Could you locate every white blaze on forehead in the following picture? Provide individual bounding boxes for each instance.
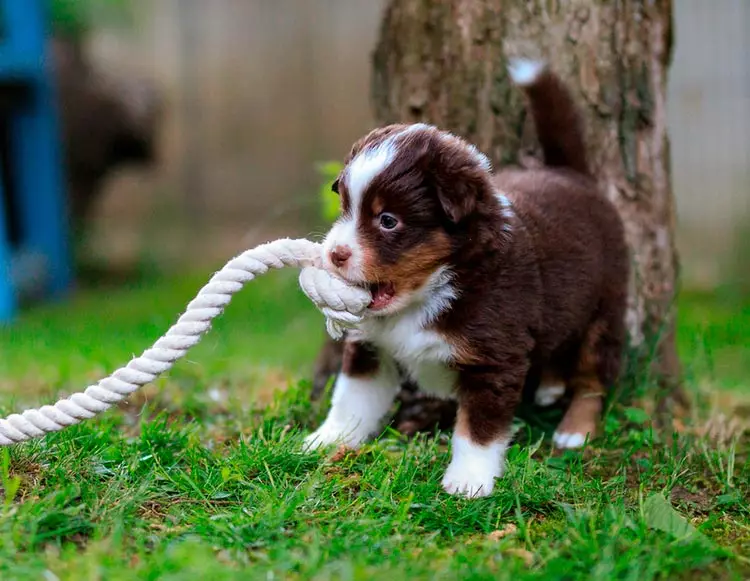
[325,126,418,282]
[344,123,428,202]
[345,139,397,209]
[345,122,492,206]
[323,135,401,282]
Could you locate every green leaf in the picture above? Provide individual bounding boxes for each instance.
[716,492,740,507]
[1,449,21,508]
[316,160,344,223]
[643,493,698,540]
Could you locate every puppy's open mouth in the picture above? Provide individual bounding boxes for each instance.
[366,282,396,311]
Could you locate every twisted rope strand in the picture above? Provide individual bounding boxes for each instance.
[0,238,371,446]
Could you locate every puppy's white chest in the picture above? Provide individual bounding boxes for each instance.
[407,359,457,399]
[360,311,457,399]
[362,308,451,360]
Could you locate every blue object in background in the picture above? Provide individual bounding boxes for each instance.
[0,0,72,323]
[0,174,12,321]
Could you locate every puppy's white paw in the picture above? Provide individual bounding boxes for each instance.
[553,431,587,449]
[441,463,499,498]
[443,432,507,498]
[303,422,367,452]
[440,434,506,498]
[534,384,565,407]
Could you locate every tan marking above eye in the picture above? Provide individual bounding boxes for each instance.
[372,197,385,216]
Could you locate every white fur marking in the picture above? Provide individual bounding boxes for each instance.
[507,58,545,86]
[351,268,458,399]
[404,123,491,173]
[345,123,430,204]
[535,384,565,407]
[398,122,431,138]
[441,434,508,497]
[470,146,492,172]
[326,126,427,282]
[323,217,365,281]
[324,139,398,281]
[411,361,457,400]
[357,268,456,364]
[495,192,515,233]
[346,142,396,208]
[553,431,587,450]
[304,358,399,451]
[439,129,493,172]
[496,193,512,209]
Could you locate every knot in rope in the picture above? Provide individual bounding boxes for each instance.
[0,238,370,446]
[298,264,371,339]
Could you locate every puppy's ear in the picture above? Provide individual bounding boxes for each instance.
[435,178,479,223]
[432,141,493,224]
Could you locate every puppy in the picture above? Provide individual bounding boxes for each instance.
[304,59,628,497]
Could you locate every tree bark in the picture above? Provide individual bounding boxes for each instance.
[313,0,686,432]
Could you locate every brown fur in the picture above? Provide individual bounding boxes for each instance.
[520,67,589,176]
[341,340,379,377]
[362,232,452,296]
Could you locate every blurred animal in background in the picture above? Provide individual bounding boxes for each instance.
[51,36,162,239]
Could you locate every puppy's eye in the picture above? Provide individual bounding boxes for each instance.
[379,213,399,230]
[331,178,340,194]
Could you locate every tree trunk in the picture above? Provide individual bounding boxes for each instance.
[313,0,686,432]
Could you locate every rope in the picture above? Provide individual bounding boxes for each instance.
[0,238,371,446]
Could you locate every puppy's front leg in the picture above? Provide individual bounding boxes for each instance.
[442,367,524,498]
[304,341,399,451]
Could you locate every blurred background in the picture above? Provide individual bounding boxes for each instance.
[0,0,747,396]
[53,0,385,273]
[68,0,749,288]
[2,0,748,294]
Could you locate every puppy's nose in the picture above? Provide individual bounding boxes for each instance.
[329,245,352,268]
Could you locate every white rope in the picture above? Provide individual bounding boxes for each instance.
[0,238,371,446]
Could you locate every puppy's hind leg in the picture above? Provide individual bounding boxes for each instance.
[553,317,622,449]
[534,370,567,407]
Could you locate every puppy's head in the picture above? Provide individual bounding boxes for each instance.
[323,123,494,315]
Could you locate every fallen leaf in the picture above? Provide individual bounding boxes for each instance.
[643,493,699,539]
[489,523,517,541]
[329,445,356,463]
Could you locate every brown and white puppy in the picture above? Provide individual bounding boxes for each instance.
[304,59,628,498]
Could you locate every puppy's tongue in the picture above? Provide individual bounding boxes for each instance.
[368,282,396,310]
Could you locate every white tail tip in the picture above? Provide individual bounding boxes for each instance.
[508,58,546,86]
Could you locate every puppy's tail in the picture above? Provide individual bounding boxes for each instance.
[508,58,589,176]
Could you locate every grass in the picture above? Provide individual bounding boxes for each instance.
[0,268,748,580]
